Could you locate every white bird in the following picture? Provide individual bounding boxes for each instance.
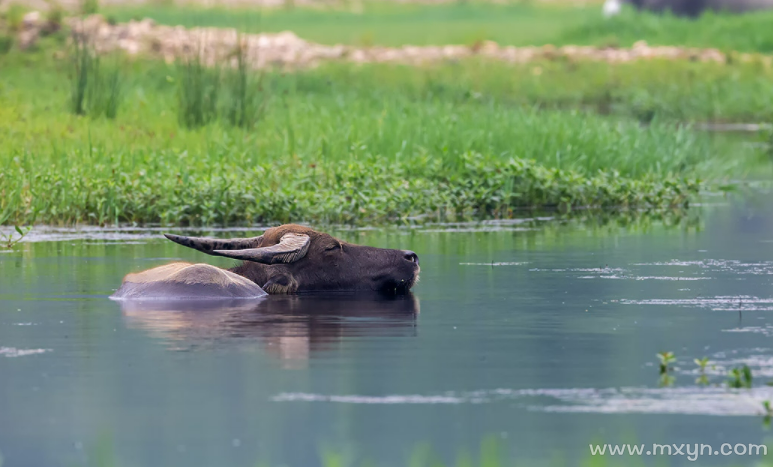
[603,0,622,17]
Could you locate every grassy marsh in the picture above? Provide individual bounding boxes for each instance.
[310,59,773,124]
[3,50,769,226]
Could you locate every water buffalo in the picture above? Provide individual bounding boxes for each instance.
[111,224,420,299]
[627,0,773,16]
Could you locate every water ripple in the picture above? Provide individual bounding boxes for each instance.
[273,386,773,416]
[621,296,773,311]
[0,347,50,358]
[633,259,773,275]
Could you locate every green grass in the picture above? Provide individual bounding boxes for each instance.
[0,49,769,226]
[105,2,596,48]
[560,6,773,52]
[104,2,773,52]
[175,51,221,128]
[313,58,773,124]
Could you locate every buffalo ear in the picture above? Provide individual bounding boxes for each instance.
[213,233,311,264]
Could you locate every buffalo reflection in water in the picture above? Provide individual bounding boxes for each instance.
[119,294,419,366]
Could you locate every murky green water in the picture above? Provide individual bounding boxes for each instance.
[2,198,773,467]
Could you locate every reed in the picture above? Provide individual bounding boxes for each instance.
[221,34,267,129]
[176,46,221,128]
[69,31,122,118]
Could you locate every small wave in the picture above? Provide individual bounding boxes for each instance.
[621,296,773,311]
[0,347,50,358]
[537,386,773,416]
[529,267,625,273]
[579,275,709,281]
[272,393,469,404]
[723,326,773,336]
[273,386,773,416]
[419,227,534,233]
[632,259,773,275]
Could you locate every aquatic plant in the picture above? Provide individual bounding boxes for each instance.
[728,365,753,389]
[656,352,677,386]
[0,225,31,249]
[0,193,33,247]
[0,147,702,226]
[694,357,710,372]
[657,351,676,375]
[694,357,710,386]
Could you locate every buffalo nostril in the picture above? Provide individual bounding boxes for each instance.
[402,250,419,265]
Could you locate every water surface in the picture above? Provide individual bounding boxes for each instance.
[2,200,773,466]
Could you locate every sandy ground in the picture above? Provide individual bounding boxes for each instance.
[5,0,602,12]
[17,12,762,68]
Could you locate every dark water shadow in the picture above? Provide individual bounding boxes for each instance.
[117,294,419,363]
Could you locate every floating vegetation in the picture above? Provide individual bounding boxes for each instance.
[694,357,710,386]
[657,351,677,387]
[657,351,676,376]
[0,225,31,249]
[729,365,754,389]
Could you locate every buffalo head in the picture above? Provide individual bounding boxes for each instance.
[164,224,420,294]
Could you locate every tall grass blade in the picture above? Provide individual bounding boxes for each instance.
[222,33,266,129]
[69,26,92,115]
[176,38,220,128]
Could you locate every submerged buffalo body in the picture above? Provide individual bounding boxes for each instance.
[111,224,420,299]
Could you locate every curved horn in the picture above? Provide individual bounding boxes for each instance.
[213,232,310,264]
[164,233,264,256]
